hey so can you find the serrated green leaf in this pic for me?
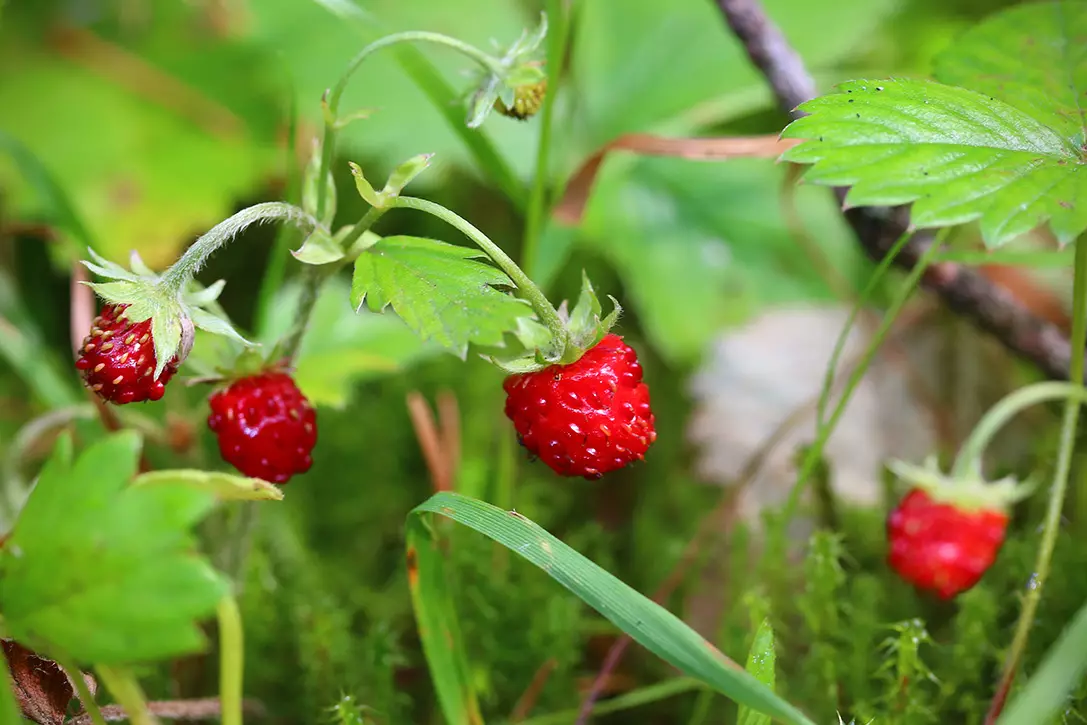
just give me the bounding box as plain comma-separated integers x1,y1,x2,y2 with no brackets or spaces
932,1,1086,149
133,470,284,502
0,432,228,665
782,75,1087,247
350,236,533,358
291,228,345,265
737,618,776,725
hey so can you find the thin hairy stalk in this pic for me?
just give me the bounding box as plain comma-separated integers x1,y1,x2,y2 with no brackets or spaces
522,0,569,279
160,203,319,296
315,31,506,220
782,230,948,525
986,238,1087,723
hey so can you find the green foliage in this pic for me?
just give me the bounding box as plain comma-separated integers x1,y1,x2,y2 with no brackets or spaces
406,492,818,725
351,236,533,357
0,432,227,665
783,0,1087,247
737,618,776,725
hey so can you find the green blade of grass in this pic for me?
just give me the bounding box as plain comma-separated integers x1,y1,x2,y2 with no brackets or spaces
738,618,776,725
406,492,817,725
997,595,1087,725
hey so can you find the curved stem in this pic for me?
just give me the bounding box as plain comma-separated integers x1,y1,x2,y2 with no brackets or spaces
217,596,245,725
96,666,156,725
315,31,506,221
987,237,1087,722
390,195,568,349
160,203,319,296
783,229,947,525
950,382,1087,479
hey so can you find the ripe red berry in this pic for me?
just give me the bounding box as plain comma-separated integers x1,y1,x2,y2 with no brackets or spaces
75,304,179,404
207,372,317,484
503,334,656,479
887,488,1009,599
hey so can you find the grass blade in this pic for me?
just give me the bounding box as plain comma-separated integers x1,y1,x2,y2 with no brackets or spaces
997,596,1087,725
738,618,776,725
406,492,816,725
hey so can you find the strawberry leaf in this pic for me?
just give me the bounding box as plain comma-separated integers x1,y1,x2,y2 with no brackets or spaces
0,432,228,665
350,236,533,358
782,1,1087,247
782,77,1086,247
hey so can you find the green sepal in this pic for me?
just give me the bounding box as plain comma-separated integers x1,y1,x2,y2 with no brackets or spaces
565,271,621,356
888,456,1035,513
189,308,252,347
187,279,226,307
505,63,546,87
291,227,345,265
349,162,381,208
466,75,503,129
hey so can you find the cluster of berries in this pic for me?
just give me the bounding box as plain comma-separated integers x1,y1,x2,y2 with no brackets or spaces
77,308,657,483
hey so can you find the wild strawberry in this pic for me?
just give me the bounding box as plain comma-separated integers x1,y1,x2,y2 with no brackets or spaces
887,488,1009,599
494,78,547,120
76,304,180,404
207,372,317,484
503,334,656,479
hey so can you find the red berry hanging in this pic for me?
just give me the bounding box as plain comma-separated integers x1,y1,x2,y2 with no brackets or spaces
887,487,1009,599
76,304,180,404
207,372,317,484
503,334,656,479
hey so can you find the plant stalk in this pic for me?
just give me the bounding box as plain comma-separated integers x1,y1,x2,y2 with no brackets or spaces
217,596,244,725
315,31,507,221
160,203,319,296
96,666,157,725
522,0,568,279
390,195,568,350
987,236,1087,721
55,654,108,725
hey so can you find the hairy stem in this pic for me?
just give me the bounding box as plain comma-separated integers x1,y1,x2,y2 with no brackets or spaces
160,203,319,296
390,196,568,350
96,666,156,725
280,207,387,362
217,596,244,725
315,31,506,221
987,237,1087,721
522,0,568,279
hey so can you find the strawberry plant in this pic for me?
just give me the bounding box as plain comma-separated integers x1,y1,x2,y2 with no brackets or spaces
3,0,1087,723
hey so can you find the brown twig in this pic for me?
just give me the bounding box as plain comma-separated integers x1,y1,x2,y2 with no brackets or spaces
508,658,558,722
406,391,460,492
69,696,266,724
714,0,1080,385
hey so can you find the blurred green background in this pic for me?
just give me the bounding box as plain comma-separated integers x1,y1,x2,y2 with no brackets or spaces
2,0,1062,723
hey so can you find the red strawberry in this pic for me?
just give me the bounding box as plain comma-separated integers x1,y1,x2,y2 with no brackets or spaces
887,488,1009,599
503,333,656,479
75,304,179,404
207,372,317,484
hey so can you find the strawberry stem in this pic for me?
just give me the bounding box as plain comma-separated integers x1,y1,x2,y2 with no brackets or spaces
949,381,1087,480
315,32,509,223
389,195,569,353
217,596,244,725
985,237,1087,722
160,203,320,297
95,665,155,725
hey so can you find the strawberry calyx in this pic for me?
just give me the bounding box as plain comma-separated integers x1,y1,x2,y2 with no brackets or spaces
887,456,1034,514
487,271,622,375
81,248,252,380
